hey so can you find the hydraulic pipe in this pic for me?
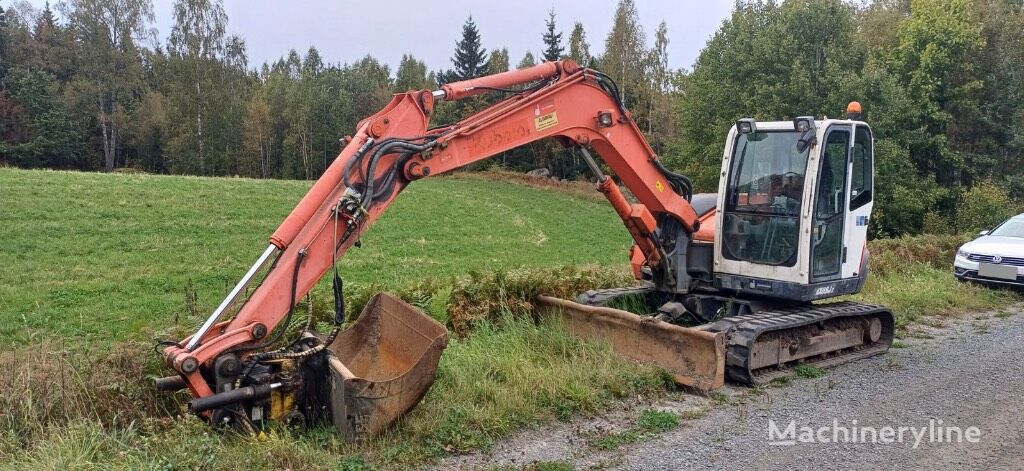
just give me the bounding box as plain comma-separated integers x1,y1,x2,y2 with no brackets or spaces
578,147,606,180
188,382,281,412
186,244,278,351
438,60,575,101
269,129,371,249
153,375,188,392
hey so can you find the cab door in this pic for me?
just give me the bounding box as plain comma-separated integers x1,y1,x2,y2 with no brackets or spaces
810,126,851,282
842,125,874,278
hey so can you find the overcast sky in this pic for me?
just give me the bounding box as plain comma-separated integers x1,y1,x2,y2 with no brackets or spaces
15,0,733,73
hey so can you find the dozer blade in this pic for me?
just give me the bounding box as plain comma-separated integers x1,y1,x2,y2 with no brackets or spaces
535,295,725,391
325,293,448,442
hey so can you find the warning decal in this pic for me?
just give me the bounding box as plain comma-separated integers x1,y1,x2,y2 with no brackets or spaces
534,112,559,131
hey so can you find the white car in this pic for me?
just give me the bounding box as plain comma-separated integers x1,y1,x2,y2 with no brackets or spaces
954,213,1024,287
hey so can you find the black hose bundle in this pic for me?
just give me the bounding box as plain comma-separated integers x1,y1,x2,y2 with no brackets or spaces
652,157,694,202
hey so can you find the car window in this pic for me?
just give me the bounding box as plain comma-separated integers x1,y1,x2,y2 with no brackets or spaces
989,218,1024,238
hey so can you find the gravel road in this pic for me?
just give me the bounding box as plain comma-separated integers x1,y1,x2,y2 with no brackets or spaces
440,307,1024,470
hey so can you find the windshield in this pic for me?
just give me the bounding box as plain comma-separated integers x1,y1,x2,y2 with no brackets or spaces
722,131,810,267
726,131,810,216
990,218,1024,238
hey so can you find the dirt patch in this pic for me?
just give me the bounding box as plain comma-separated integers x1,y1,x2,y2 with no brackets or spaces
435,393,716,470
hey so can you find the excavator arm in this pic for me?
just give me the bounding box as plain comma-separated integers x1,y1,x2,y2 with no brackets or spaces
160,60,719,436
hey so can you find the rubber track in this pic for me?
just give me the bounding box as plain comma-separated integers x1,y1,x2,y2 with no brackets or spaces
705,301,895,385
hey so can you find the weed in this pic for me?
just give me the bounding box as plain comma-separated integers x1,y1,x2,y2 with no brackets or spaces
867,234,972,277
529,460,575,471
794,365,825,379
711,392,729,404
588,409,679,451
770,376,792,387
338,455,369,471
891,340,907,349
637,409,679,433
604,293,653,314
851,265,1022,327
591,430,641,450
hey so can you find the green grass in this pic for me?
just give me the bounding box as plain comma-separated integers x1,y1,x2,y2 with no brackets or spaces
2,168,1022,469
851,265,1020,327
4,316,668,469
793,365,825,379
0,168,629,344
857,234,1023,326
0,168,653,469
589,409,680,450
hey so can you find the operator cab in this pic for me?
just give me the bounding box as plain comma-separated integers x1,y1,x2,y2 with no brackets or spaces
712,108,874,301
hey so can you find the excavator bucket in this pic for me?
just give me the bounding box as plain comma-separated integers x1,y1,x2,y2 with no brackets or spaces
325,293,448,442
535,295,725,391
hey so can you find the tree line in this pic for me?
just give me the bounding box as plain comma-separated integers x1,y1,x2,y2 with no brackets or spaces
0,0,667,181
1,0,1022,236
670,0,1024,236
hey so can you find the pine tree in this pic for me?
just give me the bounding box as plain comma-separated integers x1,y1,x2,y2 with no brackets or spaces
567,22,591,67
541,10,563,62
452,16,488,80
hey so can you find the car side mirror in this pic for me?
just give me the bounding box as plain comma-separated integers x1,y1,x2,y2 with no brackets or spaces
979,230,989,236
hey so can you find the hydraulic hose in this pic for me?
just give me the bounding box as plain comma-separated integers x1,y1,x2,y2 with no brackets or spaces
189,382,278,412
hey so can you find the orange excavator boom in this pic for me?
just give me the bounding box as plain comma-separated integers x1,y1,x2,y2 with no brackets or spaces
160,60,722,439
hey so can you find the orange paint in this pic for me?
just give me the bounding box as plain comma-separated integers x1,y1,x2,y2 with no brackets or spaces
166,60,705,403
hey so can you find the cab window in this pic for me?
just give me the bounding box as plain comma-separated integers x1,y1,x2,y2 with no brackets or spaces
850,127,873,210
722,131,809,267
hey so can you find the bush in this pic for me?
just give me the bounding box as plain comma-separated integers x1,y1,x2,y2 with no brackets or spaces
345,266,632,337
921,211,952,235
956,182,1019,233
867,233,972,277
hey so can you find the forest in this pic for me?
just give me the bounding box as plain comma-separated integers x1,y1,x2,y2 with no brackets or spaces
1,0,1022,237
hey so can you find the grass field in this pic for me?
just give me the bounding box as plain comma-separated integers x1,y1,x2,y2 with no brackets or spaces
0,168,656,469
0,168,630,345
1,168,1020,469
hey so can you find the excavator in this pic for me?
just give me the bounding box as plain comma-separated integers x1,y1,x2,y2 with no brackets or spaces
157,60,893,441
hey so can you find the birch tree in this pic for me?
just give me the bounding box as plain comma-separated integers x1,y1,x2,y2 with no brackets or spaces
168,0,226,175
63,0,154,171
